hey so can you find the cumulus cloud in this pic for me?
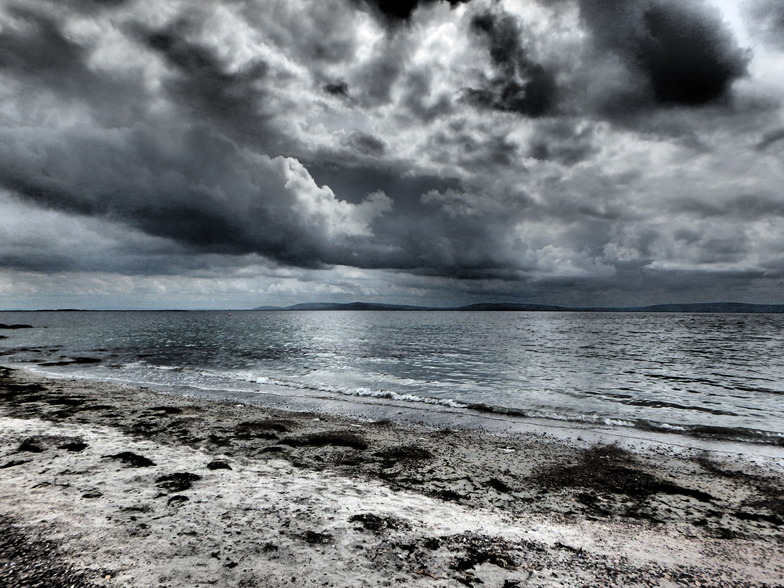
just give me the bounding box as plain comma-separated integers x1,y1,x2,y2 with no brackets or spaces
0,123,393,267
0,0,782,307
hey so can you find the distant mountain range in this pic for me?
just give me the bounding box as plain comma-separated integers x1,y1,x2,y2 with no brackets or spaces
253,302,784,313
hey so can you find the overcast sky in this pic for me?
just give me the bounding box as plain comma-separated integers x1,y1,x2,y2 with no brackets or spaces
1,0,783,309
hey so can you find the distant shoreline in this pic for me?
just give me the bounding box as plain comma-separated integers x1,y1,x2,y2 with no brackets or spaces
1,302,783,313
253,301,784,313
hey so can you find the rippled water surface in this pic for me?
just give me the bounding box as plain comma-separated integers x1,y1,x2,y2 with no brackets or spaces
2,311,783,444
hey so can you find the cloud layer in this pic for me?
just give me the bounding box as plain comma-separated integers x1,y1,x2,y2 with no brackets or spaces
0,0,783,307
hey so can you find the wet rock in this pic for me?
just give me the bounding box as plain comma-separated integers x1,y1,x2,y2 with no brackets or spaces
350,513,408,533
156,472,202,492
533,444,713,501
374,445,432,462
237,419,292,434
235,419,293,441
281,430,368,450
148,406,183,415
16,440,44,453
103,452,156,467
431,489,466,503
83,405,113,412
126,420,160,438
38,357,101,367
744,482,784,522
206,460,232,470
449,534,519,572
487,477,514,493
422,537,442,550
48,396,86,407
120,505,153,514
733,510,783,526
167,495,189,506
303,530,333,544
59,441,88,452
208,434,232,447
0,459,32,469
575,492,613,516
22,434,86,451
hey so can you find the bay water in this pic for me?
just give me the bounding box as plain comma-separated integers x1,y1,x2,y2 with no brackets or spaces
1,310,783,446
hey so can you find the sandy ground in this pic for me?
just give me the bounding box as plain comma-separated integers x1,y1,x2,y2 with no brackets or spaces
1,366,783,587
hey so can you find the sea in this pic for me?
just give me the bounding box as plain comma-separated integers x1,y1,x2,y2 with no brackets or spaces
1,310,783,447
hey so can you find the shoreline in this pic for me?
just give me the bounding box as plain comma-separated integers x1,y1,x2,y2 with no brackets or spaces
1,367,783,586
18,362,784,462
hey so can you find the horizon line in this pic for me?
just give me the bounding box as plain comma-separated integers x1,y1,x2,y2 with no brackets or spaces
2,301,784,313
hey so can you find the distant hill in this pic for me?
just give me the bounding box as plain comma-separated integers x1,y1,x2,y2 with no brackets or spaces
456,303,568,312
281,302,426,311
253,301,784,313
614,302,784,313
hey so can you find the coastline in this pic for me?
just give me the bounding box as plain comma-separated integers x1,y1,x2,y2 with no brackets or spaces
1,367,782,587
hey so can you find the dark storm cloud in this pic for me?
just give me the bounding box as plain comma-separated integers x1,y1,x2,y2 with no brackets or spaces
396,69,454,123
36,0,132,10
464,9,557,117
0,7,96,96
341,131,387,156
0,188,237,278
426,124,525,170
370,203,525,275
580,0,749,111
324,80,350,96
511,266,784,308
139,23,284,151
0,124,391,269
0,5,147,128
304,163,462,209
526,120,598,165
72,0,132,8
296,159,531,275
359,0,471,22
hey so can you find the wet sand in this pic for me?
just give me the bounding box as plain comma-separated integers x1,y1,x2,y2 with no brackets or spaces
1,366,783,587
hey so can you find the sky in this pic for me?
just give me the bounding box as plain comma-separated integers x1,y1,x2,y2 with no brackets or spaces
1,0,783,309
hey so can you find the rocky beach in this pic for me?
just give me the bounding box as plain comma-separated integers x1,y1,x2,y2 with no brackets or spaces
1,366,783,587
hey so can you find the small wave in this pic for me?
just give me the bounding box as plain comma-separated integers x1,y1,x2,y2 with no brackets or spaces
353,388,469,408
730,383,784,395
180,368,474,410
461,402,528,418
15,358,784,448
635,419,784,446
619,398,738,416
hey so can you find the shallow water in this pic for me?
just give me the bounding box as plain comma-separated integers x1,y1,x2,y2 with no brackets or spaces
1,310,783,445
